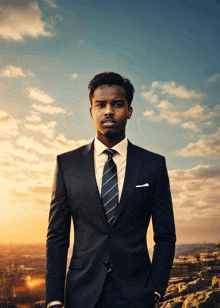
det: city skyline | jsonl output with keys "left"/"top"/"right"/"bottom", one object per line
{"left": 0, "top": 0, "right": 220, "bottom": 245}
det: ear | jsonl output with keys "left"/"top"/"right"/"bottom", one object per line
{"left": 127, "top": 107, "right": 133, "bottom": 119}
{"left": 90, "top": 106, "right": 93, "bottom": 119}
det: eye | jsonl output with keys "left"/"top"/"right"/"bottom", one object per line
{"left": 114, "top": 102, "right": 123, "bottom": 107}
{"left": 97, "top": 103, "right": 105, "bottom": 108}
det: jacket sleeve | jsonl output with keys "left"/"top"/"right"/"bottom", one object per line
{"left": 149, "top": 157, "right": 176, "bottom": 297}
{"left": 46, "top": 156, "right": 71, "bottom": 305}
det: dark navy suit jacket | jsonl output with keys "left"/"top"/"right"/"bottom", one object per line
{"left": 46, "top": 140, "right": 176, "bottom": 308}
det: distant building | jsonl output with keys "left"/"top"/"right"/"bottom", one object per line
{"left": 0, "top": 303, "right": 17, "bottom": 308}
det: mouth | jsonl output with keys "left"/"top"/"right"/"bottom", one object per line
{"left": 102, "top": 118, "right": 116, "bottom": 124}
{"left": 102, "top": 119, "right": 116, "bottom": 126}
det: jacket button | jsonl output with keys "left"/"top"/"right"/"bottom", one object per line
{"left": 109, "top": 234, "right": 113, "bottom": 238}
{"left": 103, "top": 261, "right": 108, "bottom": 266}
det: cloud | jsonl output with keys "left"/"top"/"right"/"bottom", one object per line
{"left": 143, "top": 110, "right": 154, "bottom": 117}
{"left": 25, "top": 112, "right": 41, "bottom": 123}
{"left": 35, "top": 198, "right": 50, "bottom": 206}
{"left": 30, "top": 186, "right": 52, "bottom": 194}
{"left": 17, "top": 136, "right": 55, "bottom": 156}
{"left": 173, "top": 128, "right": 220, "bottom": 159}
{"left": 0, "top": 111, "right": 92, "bottom": 241}
{"left": 151, "top": 81, "right": 205, "bottom": 99}
{"left": 25, "top": 121, "right": 57, "bottom": 138}
{"left": 203, "top": 121, "right": 213, "bottom": 127}
{"left": 169, "top": 164, "right": 220, "bottom": 242}
{"left": 0, "top": 65, "right": 25, "bottom": 78}
{"left": 10, "top": 191, "right": 29, "bottom": 198}
{"left": 157, "top": 100, "right": 173, "bottom": 110}
{"left": 169, "top": 163, "right": 220, "bottom": 222}
{"left": 182, "top": 104, "right": 207, "bottom": 119}
{"left": 170, "top": 163, "right": 220, "bottom": 181}
{"left": 143, "top": 103, "right": 217, "bottom": 131}
{"left": 0, "top": 132, "right": 93, "bottom": 227}
{"left": 32, "top": 103, "right": 66, "bottom": 114}
{"left": 141, "top": 89, "right": 158, "bottom": 103}
{"left": 28, "top": 70, "right": 35, "bottom": 77}
{"left": 0, "top": 129, "right": 92, "bottom": 213}
{"left": 0, "top": 140, "right": 40, "bottom": 163}
{"left": 0, "top": 2, "right": 53, "bottom": 41}
{"left": 207, "top": 73, "right": 220, "bottom": 83}
{"left": 56, "top": 14, "right": 62, "bottom": 21}
{"left": 25, "top": 87, "right": 67, "bottom": 114}
{"left": 142, "top": 81, "right": 211, "bottom": 132}
{"left": 143, "top": 105, "right": 181, "bottom": 125}
{"left": 181, "top": 104, "right": 216, "bottom": 123}
{"left": 0, "top": 110, "right": 21, "bottom": 137}
{"left": 43, "top": 0, "right": 57, "bottom": 8}
{"left": 17, "top": 134, "right": 93, "bottom": 156}
{"left": 155, "top": 100, "right": 182, "bottom": 124}
{"left": 173, "top": 139, "right": 220, "bottom": 158}
{"left": 0, "top": 134, "right": 93, "bottom": 234}
{"left": 71, "top": 73, "right": 78, "bottom": 79}
{"left": 181, "top": 121, "right": 202, "bottom": 133}
{"left": 27, "top": 87, "right": 54, "bottom": 104}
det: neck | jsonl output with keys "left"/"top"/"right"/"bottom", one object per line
{"left": 97, "top": 132, "right": 125, "bottom": 148}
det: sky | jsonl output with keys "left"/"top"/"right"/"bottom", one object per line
{"left": 0, "top": 0, "right": 220, "bottom": 246}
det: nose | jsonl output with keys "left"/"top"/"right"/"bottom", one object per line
{"left": 104, "top": 104, "right": 114, "bottom": 116}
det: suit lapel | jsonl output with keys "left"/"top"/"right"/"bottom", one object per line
{"left": 82, "top": 141, "right": 110, "bottom": 229}
{"left": 81, "top": 140, "right": 144, "bottom": 228}
{"left": 112, "top": 141, "right": 144, "bottom": 226}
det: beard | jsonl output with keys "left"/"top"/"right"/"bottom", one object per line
{"left": 103, "top": 129, "right": 124, "bottom": 140}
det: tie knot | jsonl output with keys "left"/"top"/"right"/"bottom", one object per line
{"left": 104, "top": 148, "right": 117, "bottom": 158}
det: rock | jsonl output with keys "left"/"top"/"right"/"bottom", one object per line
{"left": 212, "top": 276, "right": 220, "bottom": 289}
{"left": 160, "top": 279, "right": 220, "bottom": 308}
{"left": 186, "top": 278, "right": 206, "bottom": 293}
{"left": 163, "top": 284, "right": 181, "bottom": 301}
{"left": 159, "top": 296, "right": 185, "bottom": 308}
{"left": 181, "top": 289, "right": 220, "bottom": 308}
{"left": 164, "top": 278, "right": 212, "bottom": 299}
{"left": 178, "top": 283, "right": 188, "bottom": 295}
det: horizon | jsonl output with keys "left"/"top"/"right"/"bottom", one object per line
{"left": 1, "top": 241, "right": 220, "bottom": 246}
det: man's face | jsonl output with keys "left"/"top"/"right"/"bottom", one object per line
{"left": 90, "top": 84, "right": 132, "bottom": 142}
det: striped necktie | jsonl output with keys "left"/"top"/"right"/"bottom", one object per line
{"left": 101, "top": 149, "right": 118, "bottom": 225}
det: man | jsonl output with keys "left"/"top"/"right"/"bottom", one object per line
{"left": 46, "top": 72, "right": 176, "bottom": 308}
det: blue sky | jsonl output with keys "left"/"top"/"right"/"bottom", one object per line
{"left": 0, "top": 0, "right": 220, "bottom": 244}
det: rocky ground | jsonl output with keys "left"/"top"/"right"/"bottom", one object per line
{"left": 33, "top": 276, "right": 220, "bottom": 308}
{"left": 158, "top": 276, "right": 220, "bottom": 308}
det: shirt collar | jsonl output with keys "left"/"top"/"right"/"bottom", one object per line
{"left": 94, "top": 136, "right": 128, "bottom": 157}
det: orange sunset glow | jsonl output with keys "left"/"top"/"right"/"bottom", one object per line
{"left": 26, "top": 276, "right": 45, "bottom": 288}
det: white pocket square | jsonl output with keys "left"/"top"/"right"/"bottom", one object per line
{"left": 136, "top": 183, "right": 149, "bottom": 188}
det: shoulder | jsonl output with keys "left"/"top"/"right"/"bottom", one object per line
{"left": 129, "top": 142, "right": 167, "bottom": 178}
{"left": 57, "top": 141, "right": 93, "bottom": 163}
{"left": 128, "top": 141, "right": 165, "bottom": 163}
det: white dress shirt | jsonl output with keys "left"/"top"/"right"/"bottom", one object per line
{"left": 47, "top": 137, "right": 128, "bottom": 308}
{"left": 94, "top": 136, "right": 128, "bottom": 201}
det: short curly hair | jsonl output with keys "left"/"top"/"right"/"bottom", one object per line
{"left": 88, "top": 72, "right": 135, "bottom": 107}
